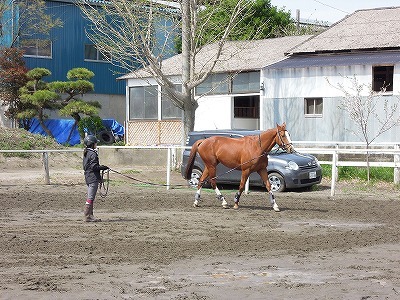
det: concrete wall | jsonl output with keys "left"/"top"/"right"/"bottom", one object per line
{"left": 97, "top": 147, "right": 184, "bottom": 169}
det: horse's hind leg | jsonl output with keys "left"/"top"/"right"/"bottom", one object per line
{"left": 193, "top": 168, "right": 209, "bottom": 207}
{"left": 258, "top": 169, "right": 280, "bottom": 212}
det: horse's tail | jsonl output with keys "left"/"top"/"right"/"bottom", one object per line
{"left": 184, "top": 139, "right": 204, "bottom": 180}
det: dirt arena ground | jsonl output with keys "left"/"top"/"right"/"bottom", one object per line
{"left": 1, "top": 154, "right": 400, "bottom": 299}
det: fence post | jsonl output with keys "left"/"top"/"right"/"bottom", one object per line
{"left": 171, "top": 147, "right": 177, "bottom": 169}
{"left": 330, "top": 149, "right": 337, "bottom": 197}
{"left": 42, "top": 152, "right": 50, "bottom": 185}
{"left": 166, "top": 147, "right": 171, "bottom": 190}
{"left": 335, "top": 144, "right": 339, "bottom": 182}
{"left": 394, "top": 144, "right": 400, "bottom": 184}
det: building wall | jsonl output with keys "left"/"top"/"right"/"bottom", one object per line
{"left": 261, "top": 64, "right": 400, "bottom": 142}
{"left": 194, "top": 95, "right": 232, "bottom": 130}
{"left": 81, "top": 93, "right": 126, "bottom": 125}
{"left": 34, "top": 93, "right": 126, "bottom": 127}
{"left": 24, "top": 0, "right": 126, "bottom": 95}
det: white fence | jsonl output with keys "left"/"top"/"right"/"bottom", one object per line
{"left": 1, "top": 142, "right": 400, "bottom": 197}
{"left": 293, "top": 144, "right": 400, "bottom": 196}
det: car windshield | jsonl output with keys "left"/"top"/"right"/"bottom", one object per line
{"left": 270, "top": 145, "right": 287, "bottom": 155}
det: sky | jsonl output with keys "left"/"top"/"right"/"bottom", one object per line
{"left": 270, "top": 0, "right": 400, "bottom": 24}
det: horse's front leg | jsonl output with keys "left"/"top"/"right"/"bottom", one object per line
{"left": 208, "top": 166, "right": 229, "bottom": 209}
{"left": 258, "top": 169, "right": 280, "bottom": 212}
{"left": 233, "top": 170, "right": 251, "bottom": 209}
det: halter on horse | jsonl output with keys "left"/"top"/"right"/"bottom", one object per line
{"left": 184, "top": 123, "right": 294, "bottom": 211}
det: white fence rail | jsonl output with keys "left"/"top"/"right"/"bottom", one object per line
{"left": 1, "top": 143, "right": 400, "bottom": 197}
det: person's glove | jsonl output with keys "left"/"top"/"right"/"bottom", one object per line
{"left": 99, "top": 165, "right": 109, "bottom": 170}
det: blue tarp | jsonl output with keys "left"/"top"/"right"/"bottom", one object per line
{"left": 28, "top": 118, "right": 125, "bottom": 146}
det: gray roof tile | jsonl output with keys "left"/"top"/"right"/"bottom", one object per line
{"left": 288, "top": 6, "right": 400, "bottom": 54}
{"left": 121, "top": 35, "right": 311, "bottom": 79}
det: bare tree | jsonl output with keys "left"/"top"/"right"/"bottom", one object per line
{"left": 329, "top": 75, "right": 400, "bottom": 182}
{"left": 78, "top": 0, "right": 265, "bottom": 138}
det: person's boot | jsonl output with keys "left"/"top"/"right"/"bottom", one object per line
{"left": 83, "top": 204, "right": 92, "bottom": 222}
{"left": 83, "top": 204, "right": 101, "bottom": 222}
{"left": 88, "top": 204, "right": 101, "bottom": 222}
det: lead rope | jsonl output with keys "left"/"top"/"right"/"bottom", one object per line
{"left": 98, "top": 148, "right": 280, "bottom": 194}
{"left": 99, "top": 169, "right": 110, "bottom": 198}
{"left": 98, "top": 168, "right": 190, "bottom": 198}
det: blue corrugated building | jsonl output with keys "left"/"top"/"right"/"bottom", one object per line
{"left": 1, "top": 0, "right": 178, "bottom": 126}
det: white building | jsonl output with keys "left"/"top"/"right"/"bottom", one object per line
{"left": 120, "top": 35, "right": 311, "bottom": 145}
{"left": 262, "top": 6, "right": 400, "bottom": 143}
{"left": 121, "top": 6, "right": 400, "bottom": 145}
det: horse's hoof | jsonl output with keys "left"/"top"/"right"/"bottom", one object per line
{"left": 193, "top": 203, "right": 200, "bottom": 208}
{"left": 233, "top": 204, "right": 239, "bottom": 209}
{"left": 222, "top": 204, "right": 229, "bottom": 209}
{"left": 273, "top": 204, "right": 280, "bottom": 212}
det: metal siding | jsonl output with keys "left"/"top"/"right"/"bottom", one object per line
{"left": 262, "top": 63, "right": 400, "bottom": 143}
{"left": 24, "top": 0, "right": 125, "bottom": 95}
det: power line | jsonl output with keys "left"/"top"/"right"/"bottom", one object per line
{"left": 312, "top": 0, "right": 350, "bottom": 15}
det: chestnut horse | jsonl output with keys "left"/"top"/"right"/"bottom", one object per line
{"left": 184, "top": 123, "right": 294, "bottom": 211}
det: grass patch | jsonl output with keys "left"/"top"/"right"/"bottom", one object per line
{"left": 0, "top": 127, "right": 65, "bottom": 157}
{"left": 321, "top": 164, "right": 393, "bottom": 182}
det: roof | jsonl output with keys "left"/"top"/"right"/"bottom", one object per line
{"left": 287, "top": 6, "right": 400, "bottom": 55}
{"left": 266, "top": 51, "right": 400, "bottom": 69}
{"left": 120, "top": 35, "right": 312, "bottom": 79}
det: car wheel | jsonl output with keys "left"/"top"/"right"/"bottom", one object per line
{"left": 188, "top": 168, "right": 203, "bottom": 188}
{"left": 268, "top": 172, "right": 285, "bottom": 192}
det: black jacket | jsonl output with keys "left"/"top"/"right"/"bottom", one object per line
{"left": 83, "top": 148, "right": 106, "bottom": 184}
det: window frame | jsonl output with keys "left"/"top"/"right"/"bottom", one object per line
{"left": 129, "top": 86, "right": 158, "bottom": 120}
{"left": 195, "top": 73, "right": 230, "bottom": 96}
{"left": 372, "top": 65, "right": 394, "bottom": 92}
{"left": 234, "top": 95, "right": 260, "bottom": 119}
{"left": 232, "top": 71, "right": 260, "bottom": 94}
{"left": 84, "top": 44, "right": 111, "bottom": 62}
{"left": 304, "top": 97, "right": 323, "bottom": 117}
{"left": 21, "top": 39, "right": 52, "bottom": 58}
{"left": 161, "top": 85, "right": 183, "bottom": 120}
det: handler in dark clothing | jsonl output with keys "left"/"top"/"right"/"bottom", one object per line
{"left": 82, "top": 135, "right": 109, "bottom": 222}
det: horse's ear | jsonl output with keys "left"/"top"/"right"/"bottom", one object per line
{"left": 277, "top": 122, "right": 286, "bottom": 129}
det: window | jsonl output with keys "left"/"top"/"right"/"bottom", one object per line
{"left": 195, "top": 71, "right": 261, "bottom": 96}
{"left": 234, "top": 95, "right": 259, "bottom": 118}
{"left": 84, "top": 44, "right": 111, "bottom": 62}
{"left": 304, "top": 98, "right": 323, "bottom": 116}
{"left": 373, "top": 66, "right": 393, "bottom": 92}
{"left": 195, "top": 73, "right": 230, "bottom": 95}
{"left": 161, "top": 85, "right": 183, "bottom": 119}
{"left": 129, "top": 86, "right": 158, "bottom": 119}
{"left": 232, "top": 71, "right": 260, "bottom": 93}
{"left": 21, "top": 39, "right": 52, "bottom": 58}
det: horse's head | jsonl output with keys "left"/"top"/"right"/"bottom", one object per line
{"left": 276, "top": 123, "right": 294, "bottom": 153}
